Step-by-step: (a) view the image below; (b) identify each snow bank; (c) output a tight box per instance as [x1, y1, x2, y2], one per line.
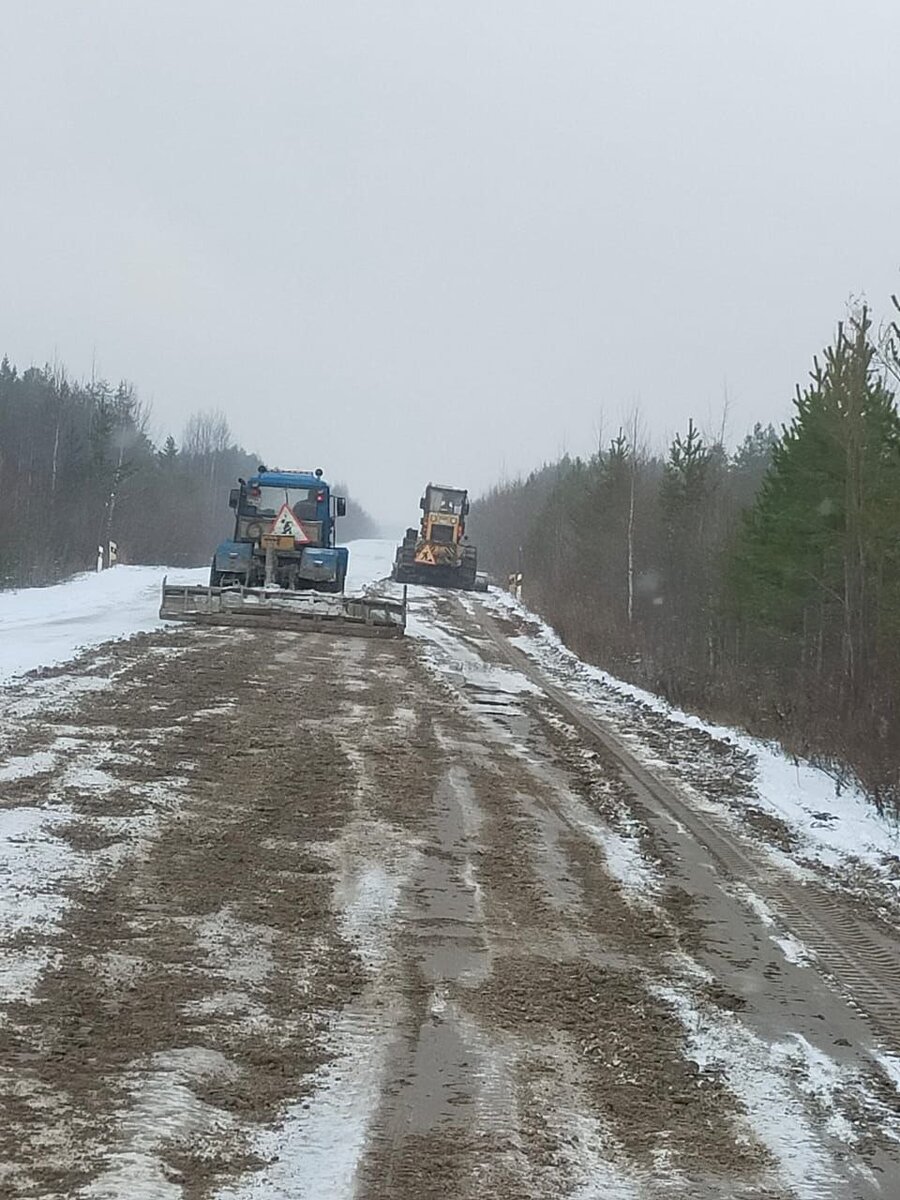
[0, 565, 206, 684]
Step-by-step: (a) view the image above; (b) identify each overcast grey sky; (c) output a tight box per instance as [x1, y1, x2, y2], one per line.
[2, 1, 899, 530]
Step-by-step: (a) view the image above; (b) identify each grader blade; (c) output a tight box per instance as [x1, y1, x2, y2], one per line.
[160, 580, 407, 638]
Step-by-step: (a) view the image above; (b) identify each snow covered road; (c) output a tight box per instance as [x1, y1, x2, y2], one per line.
[1, 540, 900, 1198]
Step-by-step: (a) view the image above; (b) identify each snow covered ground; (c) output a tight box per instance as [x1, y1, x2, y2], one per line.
[0, 540, 396, 687]
[0, 565, 207, 684]
[341, 538, 396, 595]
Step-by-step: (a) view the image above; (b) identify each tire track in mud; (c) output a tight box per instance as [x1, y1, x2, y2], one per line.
[351, 612, 779, 1199]
[0, 629, 422, 1198]
[406, 592, 900, 1197]
[4, 592, 900, 1198]
[455, 733, 772, 1196]
[353, 759, 522, 1200]
[463, 596, 900, 1059]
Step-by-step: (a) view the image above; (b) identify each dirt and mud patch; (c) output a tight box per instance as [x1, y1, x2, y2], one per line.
[0, 627, 417, 1197]
[4, 593, 900, 1198]
[359, 1127, 524, 1200]
[468, 953, 769, 1183]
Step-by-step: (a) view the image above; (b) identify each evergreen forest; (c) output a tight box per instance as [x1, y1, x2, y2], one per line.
[470, 308, 900, 812]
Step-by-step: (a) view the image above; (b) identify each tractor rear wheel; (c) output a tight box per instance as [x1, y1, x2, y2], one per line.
[392, 530, 419, 583]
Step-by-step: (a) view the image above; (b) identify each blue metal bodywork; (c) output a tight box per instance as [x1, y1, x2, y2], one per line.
[213, 541, 253, 575]
[250, 471, 323, 489]
[210, 470, 349, 593]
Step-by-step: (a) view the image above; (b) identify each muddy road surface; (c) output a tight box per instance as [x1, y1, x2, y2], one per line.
[1, 586, 899, 1199]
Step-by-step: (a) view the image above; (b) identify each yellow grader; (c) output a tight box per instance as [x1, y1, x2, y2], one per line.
[392, 483, 485, 590]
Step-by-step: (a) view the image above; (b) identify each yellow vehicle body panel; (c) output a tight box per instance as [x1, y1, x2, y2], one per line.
[414, 513, 463, 566]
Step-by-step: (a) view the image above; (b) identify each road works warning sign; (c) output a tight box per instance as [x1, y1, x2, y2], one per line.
[270, 504, 310, 542]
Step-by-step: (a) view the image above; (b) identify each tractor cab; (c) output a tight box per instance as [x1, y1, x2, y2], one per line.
[230, 469, 347, 550]
[207, 468, 349, 593]
[420, 484, 470, 548]
[421, 485, 469, 519]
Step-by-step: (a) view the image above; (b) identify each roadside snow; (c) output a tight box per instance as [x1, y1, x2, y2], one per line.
[0, 565, 206, 683]
[0, 538, 396, 687]
[478, 589, 900, 883]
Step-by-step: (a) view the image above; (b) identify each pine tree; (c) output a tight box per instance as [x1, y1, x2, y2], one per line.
[658, 420, 717, 661]
[729, 313, 900, 699]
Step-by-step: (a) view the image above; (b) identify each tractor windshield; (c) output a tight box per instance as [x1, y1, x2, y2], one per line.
[429, 489, 465, 515]
[248, 486, 320, 521]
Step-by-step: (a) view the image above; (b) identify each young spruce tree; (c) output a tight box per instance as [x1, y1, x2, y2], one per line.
[729, 311, 900, 711]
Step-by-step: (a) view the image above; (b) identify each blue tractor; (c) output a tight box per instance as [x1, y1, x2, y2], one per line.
[211, 467, 349, 593]
[160, 466, 406, 636]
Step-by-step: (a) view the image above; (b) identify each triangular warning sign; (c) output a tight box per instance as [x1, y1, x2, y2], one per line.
[270, 503, 310, 543]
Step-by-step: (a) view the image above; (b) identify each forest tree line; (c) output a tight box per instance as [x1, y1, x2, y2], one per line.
[0, 357, 378, 585]
[470, 307, 900, 812]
